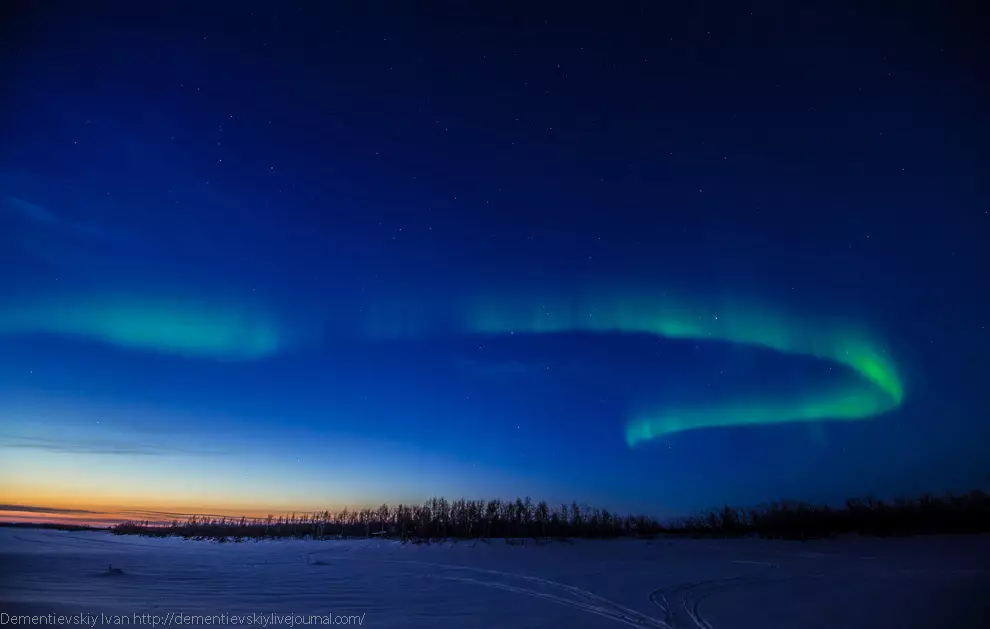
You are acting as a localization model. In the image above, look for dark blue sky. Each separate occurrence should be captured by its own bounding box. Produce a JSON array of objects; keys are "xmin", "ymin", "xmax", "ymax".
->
[{"xmin": 1, "ymin": 1, "xmax": 987, "ymax": 518}]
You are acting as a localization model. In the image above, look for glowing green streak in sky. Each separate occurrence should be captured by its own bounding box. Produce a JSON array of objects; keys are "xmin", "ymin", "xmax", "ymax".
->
[
  {"xmin": 1, "ymin": 286, "xmax": 904, "ymax": 441},
  {"xmin": 459, "ymin": 292, "xmax": 904, "ymax": 445},
  {"xmin": 0, "ymin": 296, "xmax": 281, "ymax": 359}
]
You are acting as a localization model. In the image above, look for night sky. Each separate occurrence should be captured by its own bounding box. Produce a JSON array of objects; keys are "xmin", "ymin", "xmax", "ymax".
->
[{"xmin": 1, "ymin": 1, "xmax": 988, "ymax": 522}]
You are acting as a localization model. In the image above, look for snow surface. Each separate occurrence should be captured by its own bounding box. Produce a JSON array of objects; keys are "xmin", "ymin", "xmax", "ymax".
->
[{"xmin": 2, "ymin": 528, "xmax": 989, "ymax": 628}]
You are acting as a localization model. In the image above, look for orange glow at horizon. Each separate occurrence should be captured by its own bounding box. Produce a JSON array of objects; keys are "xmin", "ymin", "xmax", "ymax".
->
[{"xmin": 0, "ymin": 478, "xmax": 429, "ymax": 528}]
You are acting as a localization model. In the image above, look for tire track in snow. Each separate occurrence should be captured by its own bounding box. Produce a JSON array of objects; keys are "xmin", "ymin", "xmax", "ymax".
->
[
  {"xmin": 649, "ymin": 576, "xmax": 769, "ymax": 629},
  {"xmin": 396, "ymin": 559, "xmax": 666, "ymax": 627},
  {"xmin": 432, "ymin": 574, "xmax": 669, "ymax": 628},
  {"xmin": 305, "ymin": 551, "xmax": 668, "ymax": 628}
]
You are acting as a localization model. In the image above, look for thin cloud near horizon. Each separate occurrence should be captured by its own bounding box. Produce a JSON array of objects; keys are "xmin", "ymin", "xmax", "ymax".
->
[
  {"xmin": 0, "ymin": 504, "xmax": 99, "ymax": 515},
  {"xmin": 0, "ymin": 434, "xmax": 229, "ymax": 457}
]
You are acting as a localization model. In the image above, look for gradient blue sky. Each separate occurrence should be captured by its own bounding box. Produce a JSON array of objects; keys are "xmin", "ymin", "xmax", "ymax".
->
[{"xmin": 1, "ymin": 1, "xmax": 988, "ymax": 521}]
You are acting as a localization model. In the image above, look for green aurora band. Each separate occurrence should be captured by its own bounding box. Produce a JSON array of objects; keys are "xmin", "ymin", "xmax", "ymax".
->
[
  {"xmin": 1, "ymin": 288, "xmax": 905, "ymax": 445},
  {"xmin": 458, "ymin": 292, "xmax": 904, "ymax": 446},
  {"xmin": 0, "ymin": 295, "xmax": 282, "ymax": 359}
]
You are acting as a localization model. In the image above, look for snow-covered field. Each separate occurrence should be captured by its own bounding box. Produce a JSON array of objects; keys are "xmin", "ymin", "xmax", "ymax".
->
[{"xmin": 2, "ymin": 528, "xmax": 988, "ymax": 628}]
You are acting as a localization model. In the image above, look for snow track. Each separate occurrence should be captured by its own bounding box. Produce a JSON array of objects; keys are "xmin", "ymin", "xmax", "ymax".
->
[
  {"xmin": 650, "ymin": 576, "xmax": 770, "ymax": 629},
  {"xmin": 4, "ymin": 530, "xmax": 989, "ymax": 628}
]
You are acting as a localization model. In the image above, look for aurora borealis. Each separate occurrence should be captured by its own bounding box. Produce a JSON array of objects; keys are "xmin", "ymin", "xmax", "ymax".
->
[
  {"xmin": 0, "ymin": 285, "xmax": 905, "ymax": 446},
  {"xmin": 1, "ymin": 2, "xmax": 988, "ymax": 524},
  {"xmin": 361, "ymin": 290, "xmax": 905, "ymax": 445},
  {"xmin": 466, "ymin": 292, "xmax": 904, "ymax": 445},
  {"xmin": 0, "ymin": 286, "xmax": 906, "ymax": 446},
  {"xmin": 0, "ymin": 294, "xmax": 285, "ymax": 359}
]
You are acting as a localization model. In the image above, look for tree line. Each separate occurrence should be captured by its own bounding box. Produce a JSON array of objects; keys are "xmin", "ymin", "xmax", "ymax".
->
[
  {"xmin": 112, "ymin": 497, "xmax": 656, "ymax": 542},
  {"xmin": 108, "ymin": 490, "xmax": 990, "ymax": 542}
]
